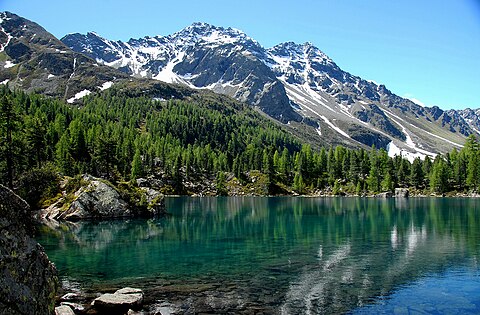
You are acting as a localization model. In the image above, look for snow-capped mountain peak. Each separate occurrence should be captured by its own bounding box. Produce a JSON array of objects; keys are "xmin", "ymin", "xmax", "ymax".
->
[
  {"xmin": 268, "ymin": 41, "xmax": 333, "ymax": 65},
  {"xmin": 61, "ymin": 22, "xmax": 476, "ymax": 156}
]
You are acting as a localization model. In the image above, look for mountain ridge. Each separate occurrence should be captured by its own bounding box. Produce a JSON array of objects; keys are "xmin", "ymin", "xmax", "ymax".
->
[
  {"xmin": 1, "ymin": 13, "xmax": 477, "ymax": 158},
  {"xmin": 60, "ymin": 22, "xmax": 477, "ymax": 158}
]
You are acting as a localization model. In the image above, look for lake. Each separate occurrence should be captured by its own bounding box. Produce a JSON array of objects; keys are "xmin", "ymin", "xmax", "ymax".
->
[{"xmin": 36, "ymin": 197, "xmax": 480, "ymax": 314}]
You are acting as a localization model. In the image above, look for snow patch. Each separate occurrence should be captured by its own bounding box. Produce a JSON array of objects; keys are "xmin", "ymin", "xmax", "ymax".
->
[
  {"xmin": 67, "ymin": 89, "xmax": 91, "ymax": 103},
  {"xmin": 405, "ymin": 96, "xmax": 426, "ymax": 107},
  {"xmin": 98, "ymin": 81, "xmax": 113, "ymax": 91},
  {"xmin": 4, "ymin": 60, "xmax": 16, "ymax": 68},
  {"xmin": 387, "ymin": 141, "xmax": 431, "ymax": 162},
  {"xmin": 0, "ymin": 79, "xmax": 9, "ymax": 85},
  {"xmin": 320, "ymin": 115, "xmax": 351, "ymax": 139},
  {"xmin": 154, "ymin": 51, "xmax": 187, "ymax": 84},
  {"xmin": 316, "ymin": 126, "xmax": 322, "ymax": 136},
  {"xmin": 0, "ymin": 21, "xmax": 13, "ymax": 53},
  {"xmin": 47, "ymin": 74, "xmax": 55, "ymax": 79}
]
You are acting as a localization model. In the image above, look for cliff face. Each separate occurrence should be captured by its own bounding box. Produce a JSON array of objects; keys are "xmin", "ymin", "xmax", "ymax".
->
[{"xmin": 0, "ymin": 184, "xmax": 58, "ymax": 315}]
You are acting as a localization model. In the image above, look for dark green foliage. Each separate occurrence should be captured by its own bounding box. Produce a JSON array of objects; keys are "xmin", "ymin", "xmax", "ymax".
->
[
  {"xmin": 1, "ymin": 87, "xmax": 479, "ymax": 196},
  {"xmin": 16, "ymin": 163, "xmax": 59, "ymax": 208},
  {"xmin": 216, "ymin": 171, "xmax": 228, "ymax": 196}
]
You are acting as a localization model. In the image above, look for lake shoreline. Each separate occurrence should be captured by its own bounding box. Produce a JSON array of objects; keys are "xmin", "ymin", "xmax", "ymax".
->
[{"xmin": 37, "ymin": 196, "xmax": 480, "ymax": 314}]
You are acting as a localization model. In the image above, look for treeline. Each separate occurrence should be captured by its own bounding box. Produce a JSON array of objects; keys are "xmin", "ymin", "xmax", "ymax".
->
[{"xmin": 1, "ymin": 85, "xmax": 479, "ymax": 202}]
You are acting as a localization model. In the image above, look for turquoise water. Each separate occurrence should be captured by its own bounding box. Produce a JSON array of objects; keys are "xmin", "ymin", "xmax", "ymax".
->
[{"xmin": 37, "ymin": 197, "xmax": 480, "ymax": 314}]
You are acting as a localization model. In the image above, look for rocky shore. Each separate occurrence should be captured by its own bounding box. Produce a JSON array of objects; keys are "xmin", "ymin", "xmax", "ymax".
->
[{"xmin": 0, "ymin": 185, "xmax": 58, "ymax": 315}]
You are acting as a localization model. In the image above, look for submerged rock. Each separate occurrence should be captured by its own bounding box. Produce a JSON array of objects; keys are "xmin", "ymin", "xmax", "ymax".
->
[
  {"xmin": 0, "ymin": 184, "xmax": 58, "ymax": 315},
  {"xmin": 93, "ymin": 287, "xmax": 144, "ymax": 314}
]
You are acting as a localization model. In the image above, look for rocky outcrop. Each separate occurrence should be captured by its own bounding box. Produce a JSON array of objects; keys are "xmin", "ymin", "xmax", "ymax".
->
[
  {"xmin": 374, "ymin": 192, "xmax": 393, "ymax": 198},
  {"xmin": 93, "ymin": 287, "xmax": 143, "ymax": 314},
  {"xmin": 395, "ymin": 188, "xmax": 409, "ymax": 198},
  {"xmin": 0, "ymin": 184, "xmax": 58, "ymax": 315},
  {"xmin": 41, "ymin": 175, "xmax": 165, "ymax": 221}
]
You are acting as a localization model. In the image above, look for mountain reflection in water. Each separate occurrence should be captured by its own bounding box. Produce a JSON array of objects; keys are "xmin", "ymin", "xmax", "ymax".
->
[{"xmin": 37, "ymin": 197, "xmax": 480, "ymax": 314}]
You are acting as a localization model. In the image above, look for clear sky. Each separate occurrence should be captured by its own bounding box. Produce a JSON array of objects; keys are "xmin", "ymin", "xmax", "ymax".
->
[{"xmin": 2, "ymin": 0, "xmax": 479, "ymax": 110}]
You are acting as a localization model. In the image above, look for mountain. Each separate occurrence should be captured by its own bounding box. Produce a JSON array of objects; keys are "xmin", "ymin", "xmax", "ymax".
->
[
  {"xmin": 1, "ymin": 13, "xmax": 477, "ymax": 157},
  {"xmin": 0, "ymin": 12, "xmax": 195, "ymax": 104},
  {"xmin": 61, "ymin": 22, "xmax": 478, "ymax": 158}
]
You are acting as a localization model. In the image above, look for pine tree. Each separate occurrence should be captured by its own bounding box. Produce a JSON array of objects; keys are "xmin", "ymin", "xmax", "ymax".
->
[
  {"xmin": 0, "ymin": 94, "xmax": 21, "ymax": 187},
  {"xmin": 466, "ymin": 152, "xmax": 479, "ymax": 191},
  {"xmin": 410, "ymin": 157, "xmax": 424, "ymax": 188},
  {"xmin": 430, "ymin": 157, "xmax": 449, "ymax": 193},
  {"xmin": 216, "ymin": 171, "xmax": 227, "ymax": 196},
  {"xmin": 293, "ymin": 173, "xmax": 305, "ymax": 194},
  {"xmin": 130, "ymin": 149, "xmax": 143, "ymax": 181}
]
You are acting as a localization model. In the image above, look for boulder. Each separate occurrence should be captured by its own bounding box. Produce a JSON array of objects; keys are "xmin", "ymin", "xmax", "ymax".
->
[
  {"xmin": 61, "ymin": 175, "xmax": 130, "ymax": 220},
  {"xmin": 60, "ymin": 302, "xmax": 84, "ymax": 312},
  {"xmin": 375, "ymin": 192, "xmax": 393, "ymax": 198},
  {"xmin": 395, "ymin": 188, "xmax": 409, "ymax": 198},
  {"xmin": 0, "ymin": 185, "xmax": 58, "ymax": 315},
  {"xmin": 41, "ymin": 175, "xmax": 166, "ymax": 221},
  {"xmin": 93, "ymin": 287, "xmax": 143, "ymax": 313},
  {"xmin": 55, "ymin": 305, "xmax": 75, "ymax": 315},
  {"xmin": 141, "ymin": 187, "xmax": 166, "ymax": 216}
]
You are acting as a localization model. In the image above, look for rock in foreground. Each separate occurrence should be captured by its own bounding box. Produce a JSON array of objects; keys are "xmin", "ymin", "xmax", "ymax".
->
[
  {"xmin": 54, "ymin": 305, "xmax": 75, "ymax": 315},
  {"xmin": 93, "ymin": 287, "xmax": 143, "ymax": 314},
  {"xmin": 0, "ymin": 185, "xmax": 58, "ymax": 315}
]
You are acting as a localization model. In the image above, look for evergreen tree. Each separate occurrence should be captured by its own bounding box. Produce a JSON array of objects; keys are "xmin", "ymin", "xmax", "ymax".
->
[
  {"xmin": 216, "ymin": 171, "xmax": 227, "ymax": 195},
  {"xmin": 430, "ymin": 156, "xmax": 449, "ymax": 193},
  {"xmin": 130, "ymin": 149, "xmax": 143, "ymax": 181},
  {"xmin": 410, "ymin": 157, "xmax": 424, "ymax": 188},
  {"xmin": 0, "ymin": 94, "xmax": 21, "ymax": 187},
  {"xmin": 367, "ymin": 149, "xmax": 381, "ymax": 193},
  {"xmin": 293, "ymin": 173, "xmax": 305, "ymax": 194}
]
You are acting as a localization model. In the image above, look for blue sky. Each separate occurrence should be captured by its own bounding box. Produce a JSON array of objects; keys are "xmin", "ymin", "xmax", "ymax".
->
[{"xmin": 2, "ymin": 0, "xmax": 479, "ymax": 110}]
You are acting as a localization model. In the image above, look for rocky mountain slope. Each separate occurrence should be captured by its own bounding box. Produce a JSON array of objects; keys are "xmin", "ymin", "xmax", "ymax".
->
[
  {"xmin": 0, "ymin": 12, "xmax": 195, "ymax": 105},
  {"xmin": 1, "ymin": 12, "xmax": 477, "ymax": 157},
  {"xmin": 61, "ymin": 22, "xmax": 478, "ymax": 158}
]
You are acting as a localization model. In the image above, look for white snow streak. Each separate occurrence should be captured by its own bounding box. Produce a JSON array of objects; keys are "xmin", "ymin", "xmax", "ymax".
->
[
  {"xmin": 154, "ymin": 51, "xmax": 187, "ymax": 84},
  {"xmin": 0, "ymin": 16, "xmax": 13, "ymax": 53},
  {"xmin": 320, "ymin": 115, "xmax": 351, "ymax": 139},
  {"xmin": 98, "ymin": 81, "xmax": 113, "ymax": 91},
  {"xmin": 387, "ymin": 141, "xmax": 430, "ymax": 162},
  {"xmin": 67, "ymin": 90, "xmax": 91, "ymax": 103},
  {"xmin": 3, "ymin": 60, "xmax": 16, "ymax": 68}
]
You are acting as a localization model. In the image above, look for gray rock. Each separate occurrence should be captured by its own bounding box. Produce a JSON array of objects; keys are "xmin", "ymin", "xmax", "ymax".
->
[
  {"xmin": 55, "ymin": 305, "xmax": 75, "ymax": 315},
  {"xmin": 115, "ymin": 287, "xmax": 144, "ymax": 295},
  {"xmin": 60, "ymin": 302, "xmax": 84, "ymax": 312},
  {"xmin": 395, "ymin": 188, "xmax": 409, "ymax": 198},
  {"xmin": 60, "ymin": 292, "xmax": 84, "ymax": 302},
  {"xmin": 141, "ymin": 188, "xmax": 166, "ymax": 216},
  {"xmin": 43, "ymin": 175, "xmax": 130, "ymax": 221},
  {"xmin": 41, "ymin": 175, "xmax": 167, "ymax": 221},
  {"xmin": 375, "ymin": 192, "xmax": 393, "ymax": 198},
  {"xmin": 0, "ymin": 184, "xmax": 58, "ymax": 315},
  {"xmin": 93, "ymin": 287, "xmax": 143, "ymax": 313}
]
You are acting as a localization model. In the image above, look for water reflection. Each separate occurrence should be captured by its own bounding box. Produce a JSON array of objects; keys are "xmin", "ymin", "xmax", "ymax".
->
[{"xmin": 37, "ymin": 197, "xmax": 480, "ymax": 313}]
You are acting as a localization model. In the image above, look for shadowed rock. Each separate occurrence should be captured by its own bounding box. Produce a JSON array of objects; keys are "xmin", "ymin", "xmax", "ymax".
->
[{"xmin": 0, "ymin": 184, "xmax": 58, "ymax": 315}]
